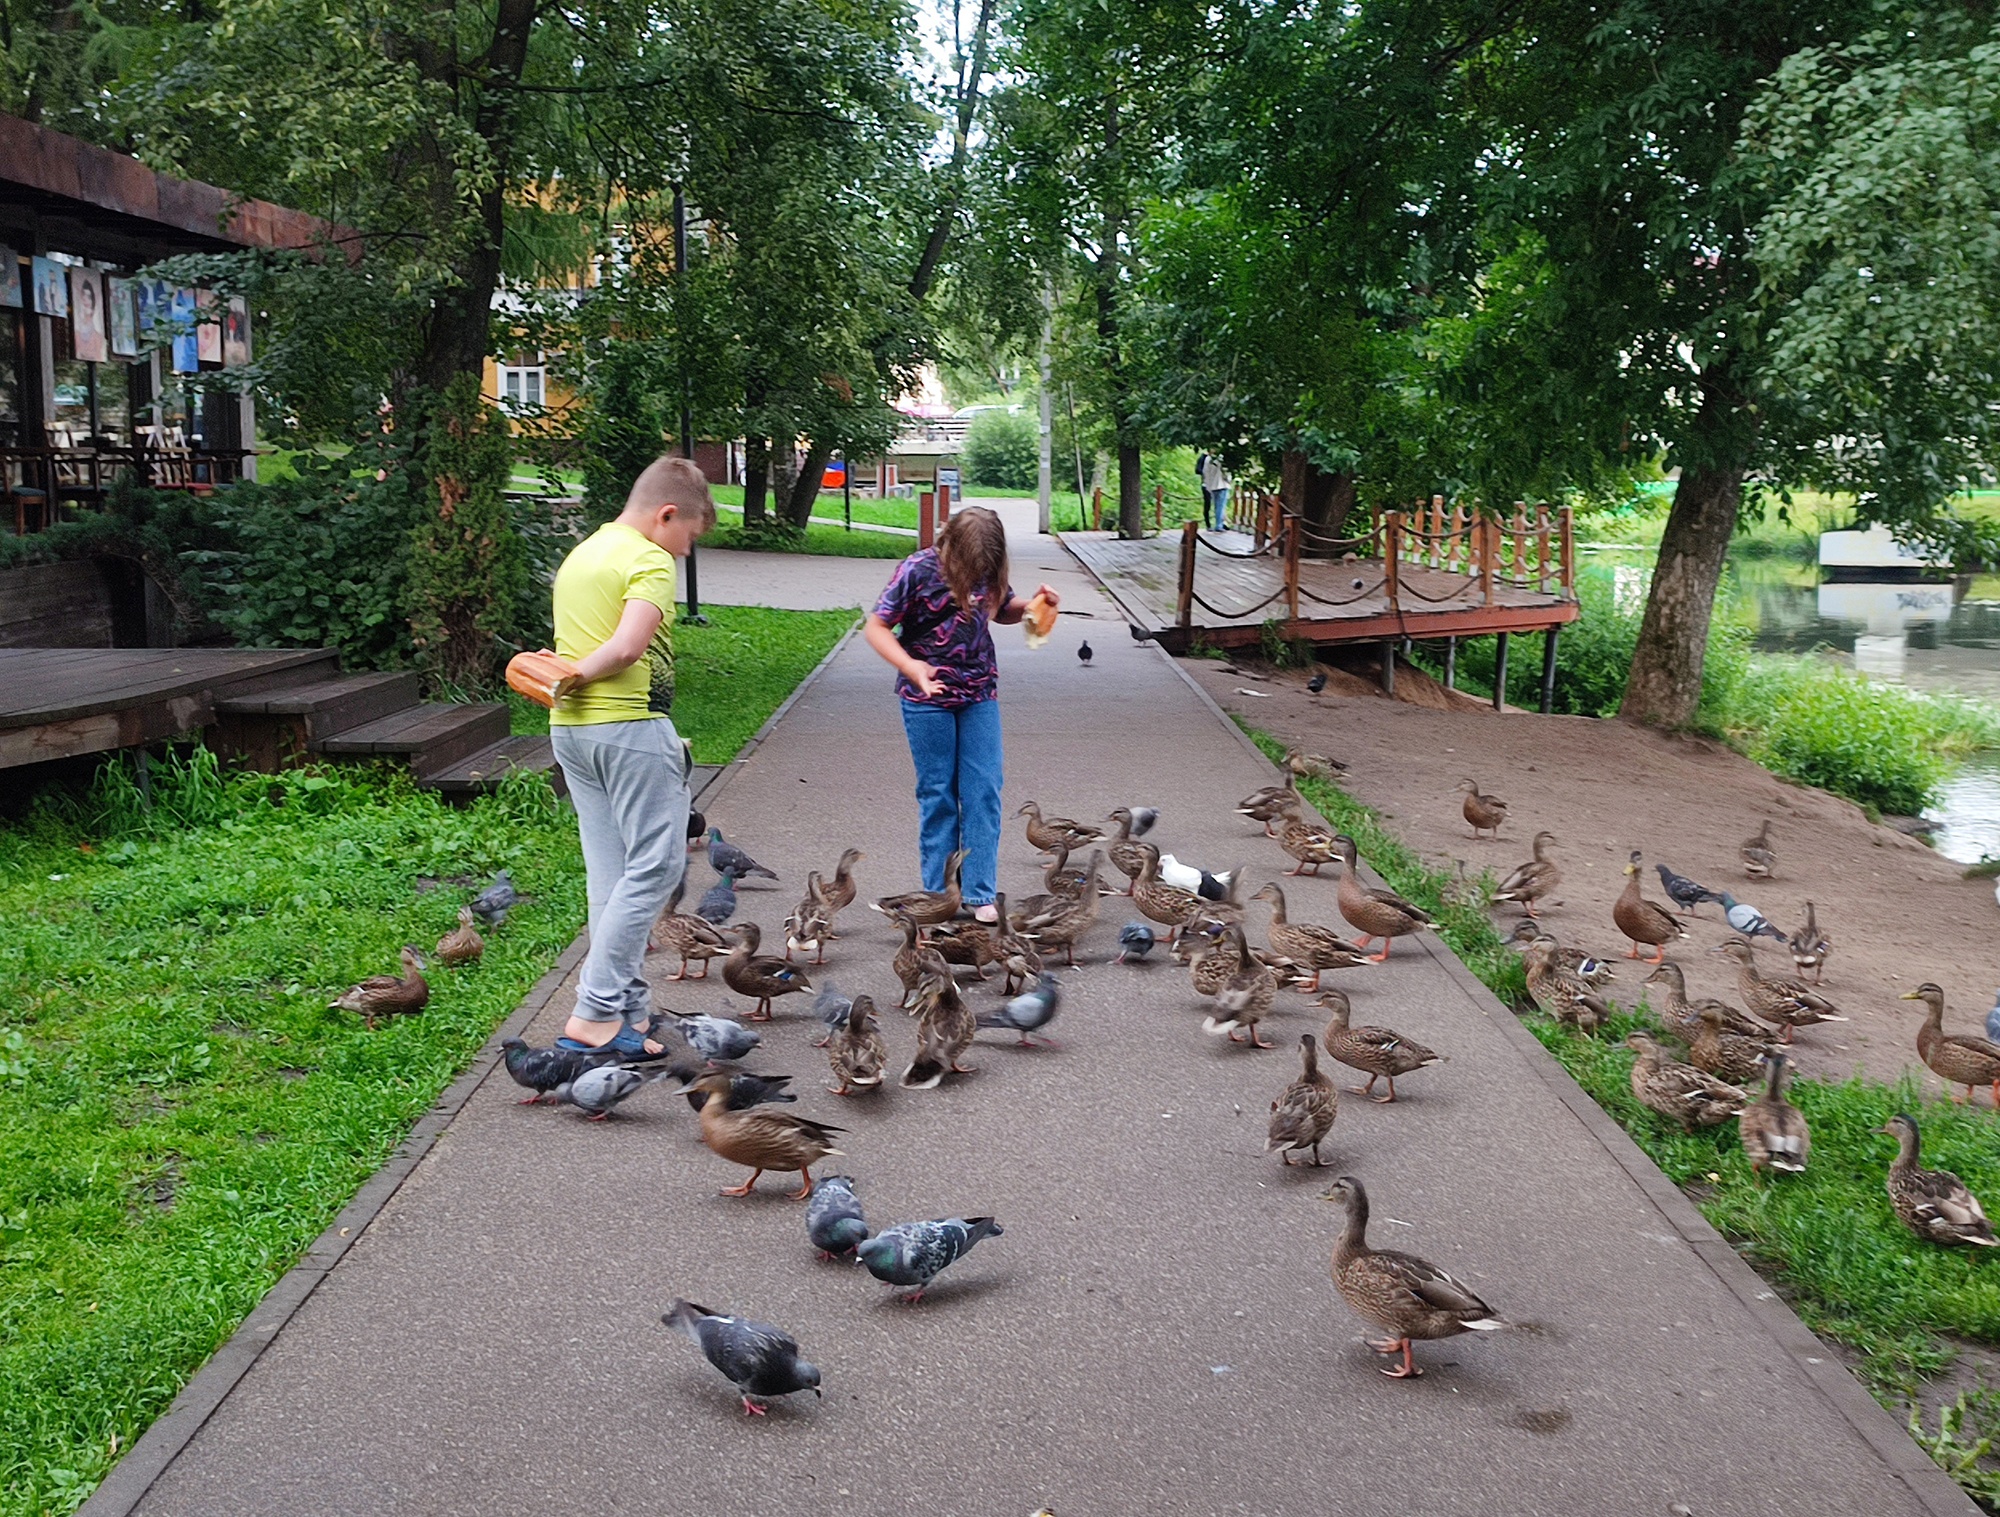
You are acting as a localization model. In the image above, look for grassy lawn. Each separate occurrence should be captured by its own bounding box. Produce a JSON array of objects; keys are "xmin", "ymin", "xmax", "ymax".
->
[
  {"xmin": 1239, "ymin": 722, "xmax": 2000, "ymax": 1506},
  {"xmin": 703, "ymin": 518, "xmax": 909, "ymax": 560}
]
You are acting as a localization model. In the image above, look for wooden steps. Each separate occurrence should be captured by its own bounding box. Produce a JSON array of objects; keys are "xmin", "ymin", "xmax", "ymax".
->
[
  {"xmin": 319, "ymin": 701, "xmax": 511, "ymax": 776},
  {"xmin": 421, "ymin": 734, "xmax": 564, "ymax": 798}
]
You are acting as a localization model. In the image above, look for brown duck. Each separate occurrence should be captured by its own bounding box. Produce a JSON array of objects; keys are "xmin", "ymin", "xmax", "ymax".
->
[
  {"xmin": 1015, "ymin": 850, "xmax": 1103, "ymax": 966},
  {"xmin": 1016, "ymin": 800, "xmax": 1103, "ymax": 855},
  {"xmin": 1322, "ymin": 1176, "xmax": 1504, "ymax": 1379},
  {"xmin": 1506, "ymin": 920, "xmax": 1615, "ymax": 987},
  {"xmin": 1787, "ymin": 899, "xmax": 1830, "ymax": 984},
  {"xmin": 1266, "ymin": 1035, "xmax": 1338, "ymax": 1166},
  {"xmin": 1330, "ymin": 836, "xmax": 1433, "ymax": 962},
  {"xmin": 1317, "ymin": 988, "xmax": 1442, "ymax": 1102},
  {"xmin": 926, "ymin": 916, "xmax": 1002, "ymax": 978},
  {"xmin": 434, "ymin": 907, "xmax": 484, "ymax": 967},
  {"xmin": 1690, "ymin": 1005, "xmax": 1781, "ymax": 1086},
  {"xmin": 900, "ymin": 973, "xmax": 978, "ymax": 1089},
  {"xmin": 1740, "ymin": 1051, "xmax": 1809, "ymax": 1176},
  {"xmin": 1131, "ymin": 844, "xmax": 1206, "ymax": 938},
  {"xmin": 723, "ymin": 922, "xmax": 813, "ymax": 1022},
  {"xmin": 1105, "ymin": 807, "xmax": 1154, "ymax": 894},
  {"xmin": 871, "ymin": 848, "xmax": 967, "ymax": 928},
  {"xmin": 817, "ymin": 847, "xmax": 864, "ymax": 923},
  {"xmin": 689, "ymin": 1071, "xmax": 844, "ymax": 1199},
  {"xmin": 1879, "ymin": 1114, "xmax": 1998, "ymax": 1246},
  {"xmin": 1456, "ymin": 778, "xmax": 1508, "ymax": 840},
  {"xmin": 1903, "ymin": 982, "xmax": 2000, "ymax": 1107},
  {"xmin": 1202, "ymin": 925, "xmax": 1277, "ymax": 1047},
  {"xmin": 1643, "ymin": 962, "xmax": 1765, "ymax": 1043},
  {"xmin": 826, "ymin": 994, "xmax": 888, "ymax": 1096},
  {"xmin": 1741, "ymin": 820, "xmax": 1776, "ymax": 879},
  {"xmin": 331, "ymin": 947, "xmax": 429, "ymax": 1030},
  {"xmin": 1492, "ymin": 832, "xmax": 1559, "ymax": 917},
  {"xmin": 1625, "ymin": 1032, "xmax": 1748, "ymax": 1130},
  {"xmin": 1712, "ymin": 938, "xmax": 1847, "ymax": 1043},
  {"xmin": 892, "ymin": 914, "xmax": 953, "ymax": 1010},
  {"xmin": 1251, "ymin": 882, "xmax": 1368, "ymax": 991},
  {"xmin": 1522, "ymin": 934, "xmax": 1609, "ymax": 1036},
  {"xmin": 652, "ymin": 878, "xmax": 730, "ymax": 980},
  {"xmin": 1235, "ymin": 771, "xmax": 1299, "ymax": 837},
  {"xmin": 1612, "ymin": 851, "xmax": 1686, "ymax": 964},
  {"xmin": 783, "ymin": 883, "xmax": 832, "ymax": 964},
  {"xmin": 1275, "ymin": 798, "xmax": 1340, "ymax": 876},
  {"xmin": 1039, "ymin": 841, "xmax": 1090, "ymax": 900}
]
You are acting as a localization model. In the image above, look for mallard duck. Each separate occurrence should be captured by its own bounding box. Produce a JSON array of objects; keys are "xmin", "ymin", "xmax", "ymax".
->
[
  {"xmin": 1642, "ymin": 961, "xmax": 1763, "ymax": 1042},
  {"xmin": 1131, "ymin": 844, "xmax": 1206, "ymax": 937},
  {"xmin": 891, "ymin": 914, "xmax": 953, "ymax": 1010},
  {"xmin": 1039, "ymin": 841, "xmax": 1090, "ymax": 900},
  {"xmin": 1613, "ymin": 851, "xmax": 1687, "ymax": 964},
  {"xmin": 1788, "ymin": 900, "xmax": 1831, "ymax": 984},
  {"xmin": 1624, "ymin": 1032, "xmax": 1748, "ymax": 1130},
  {"xmin": 1504, "ymin": 920, "xmax": 1615, "ymax": 987},
  {"xmin": 1712, "ymin": 937, "xmax": 1847, "ymax": 1043},
  {"xmin": 1105, "ymin": 807, "xmax": 1153, "ymax": 895},
  {"xmin": 1690, "ymin": 1005, "xmax": 1781, "ymax": 1085},
  {"xmin": 1287, "ymin": 748, "xmax": 1346, "ymax": 780},
  {"xmin": 435, "ymin": 906, "xmax": 484, "ymax": 967},
  {"xmin": 1879, "ymin": 1114, "xmax": 1998, "ymax": 1246},
  {"xmin": 784, "ymin": 885, "xmax": 832, "ymax": 965},
  {"xmin": 871, "ymin": 850, "xmax": 967, "ymax": 928},
  {"xmin": 926, "ymin": 916, "xmax": 1001, "ymax": 978},
  {"xmin": 1456, "ymin": 778, "xmax": 1508, "ymax": 840},
  {"xmin": 1321, "ymin": 1176, "xmax": 1503, "ymax": 1379},
  {"xmin": 1903, "ymin": 983, "xmax": 2000, "ymax": 1106},
  {"xmin": 1179, "ymin": 917, "xmax": 1235, "ymax": 997},
  {"xmin": 1202, "ymin": 926, "xmax": 1277, "ymax": 1047},
  {"xmin": 818, "ymin": 847, "xmax": 864, "ymax": 924},
  {"xmin": 1266, "ymin": 1035, "xmax": 1338, "ymax": 1165},
  {"xmin": 723, "ymin": 923, "xmax": 814, "ymax": 1021},
  {"xmin": 1330, "ymin": 836, "xmax": 1432, "ymax": 961},
  {"xmin": 1275, "ymin": 799, "xmax": 1340, "ymax": 877},
  {"xmin": 1493, "ymin": 832, "xmax": 1560, "ymax": 917},
  {"xmin": 990, "ymin": 894, "xmax": 1043, "ymax": 993},
  {"xmin": 1316, "ymin": 988, "xmax": 1442, "ymax": 1102},
  {"xmin": 1235, "ymin": 771, "xmax": 1299, "ymax": 837},
  {"xmin": 1251, "ymin": 882, "xmax": 1368, "ymax": 991},
  {"xmin": 900, "ymin": 974, "xmax": 978, "ymax": 1088},
  {"xmin": 1016, "ymin": 851, "xmax": 1103, "ymax": 965},
  {"xmin": 1016, "ymin": 801, "xmax": 1103, "ymax": 855},
  {"xmin": 1741, "ymin": 820, "xmax": 1776, "ymax": 879},
  {"xmin": 331, "ymin": 947, "xmax": 429, "ymax": 1030},
  {"xmin": 689, "ymin": 1072, "xmax": 844, "ymax": 1199},
  {"xmin": 827, "ymin": 993, "xmax": 888, "ymax": 1096},
  {"xmin": 1740, "ymin": 1052, "xmax": 1809, "ymax": 1176},
  {"xmin": 652, "ymin": 878, "xmax": 730, "ymax": 980},
  {"xmin": 1522, "ymin": 934, "xmax": 1610, "ymax": 1035}
]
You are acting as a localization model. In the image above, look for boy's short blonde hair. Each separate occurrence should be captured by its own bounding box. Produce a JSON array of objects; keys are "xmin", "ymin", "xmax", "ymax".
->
[{"xmin": 628, "ymin": 455, "xmax": 717, "ymax": 528}]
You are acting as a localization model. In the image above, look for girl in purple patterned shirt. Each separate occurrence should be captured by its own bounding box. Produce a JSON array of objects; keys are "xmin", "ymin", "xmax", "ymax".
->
[{"xmin": 864, "ymin": 507, "xmax": 1059, "ymax": 923}]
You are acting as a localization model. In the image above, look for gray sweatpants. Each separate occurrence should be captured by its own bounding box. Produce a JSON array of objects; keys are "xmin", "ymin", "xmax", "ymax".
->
[{"xmin": 550, "ymin": 717, "xmax": 690, "ymax": 1025}]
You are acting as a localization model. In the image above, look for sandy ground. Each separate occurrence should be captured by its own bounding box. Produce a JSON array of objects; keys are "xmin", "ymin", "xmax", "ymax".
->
[{"xmin": 1186, "ymin": 656, "xmax": 2000, "ymax": 1095}]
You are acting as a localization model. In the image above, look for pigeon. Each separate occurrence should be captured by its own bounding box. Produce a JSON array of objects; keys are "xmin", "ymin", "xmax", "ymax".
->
[
  {"xmin": 661, "ymin": 1300, "xmax": 822, "ymax": 1416},
  {"xmin": 683, "ymin": 1071, "xmax": 796, "ymax": 1114},
  {"xmin": 671, "ymin": 1011, "xmax": 762, "ymax": 1063},
  {"xmin": 1986, "ymin": 991, "xmax": 2000, "ymax": 1047},
  {"xmin": 1128, "ymin": 806, "xmax": 1159, "ymax": 837},
  {"xmin": 686, "ymin": 808, "xmax": 706, "ymax": 846},
  {"xmin": 1307, "ymin": 670, "xmax": 1328, "ymax": 694},
  {"xmin": 708, "ymin": 828, "xmax": 778, "ymax": 883},
  {"xmin": 469, "ymin": 870, "xmax": 520, "ymax": 926},
  {"xmin": 976, "ymin": 972, "xmax": 1060, "ymax": 1046},
  {"xmin": 696, "ymin": 871, "xmax": 739, "ymax": 925},
  {"xmin": 855, "ymin": 1216, "xmax": 1003, "ymax": 1302},
  {"xmin": 1077, "ymin": 640, "xmax": 1093, "ymax": 666},
  {"xmin": 806, "ymin": 1175, "xmax": 870, "ymax": 1260},
  {"xmin": 1718, "ymin": 893, "xmax": 1787, "ymax": 942},
  {"xmin": 1158, "ymin": 853, "xmax": 1231, "ymax": 901},
  {"xmin": 810, "ymin": 982, "xmax": 854, "ymax": 1049},
  {"xmin": 499, "ymin": 1037, "xmax": 625, "ymax": 1104},
  {"xmin": 1117, "ymin": 922, "xmax": 1157, "ymax": 963},
  {"xmin": 1655, "ymin": 863, "xmax": 1723, "ymax": 916},
  {"xmin": 553, "ymin": 1063, "xmax": 676, "ymax": 1120}
]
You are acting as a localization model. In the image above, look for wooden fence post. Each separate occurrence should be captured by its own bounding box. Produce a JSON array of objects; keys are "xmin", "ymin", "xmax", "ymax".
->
[
  {"xmin": 1478, "ymin": 515, "xmax": 1496, "ymax": 605},
  {"xmin": 1177, "ymin": 520, "xmax": 1197, "ymax": 629},
  {"xmin": 1284, "ymin": 512, "xmax": 1301, "ymax": 622},
  {"xmin": 1535, "ymin": 504, "xmax": 1551, "ymax": 592},
  {"xmin": 1493, "ymin": 631, "xmax": 1509, "ymax": 712},
  {"xmin": 1155, "ymin": 484, "xmax": 1164, "ymax": 528},
  {"xmin": 1092, "ymin": 487, "xmax": 1103, "ymax": 531},
  {"xmin": 1384, "ymin": 509, "xmax": 1403, "ymax": 611},
  {"xmin": 919, "ymin": 489, "xmax": 936, "ymax": 548},
  {"xmin": 1559, "ymin": 504, "xmax": 1576, "ymax": 597}
]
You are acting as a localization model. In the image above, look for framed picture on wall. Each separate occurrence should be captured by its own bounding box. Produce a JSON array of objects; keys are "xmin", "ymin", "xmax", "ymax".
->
[
  {"xmin": 135, "ymin": 278, "xmax": 162, "ymax": 335},
  {"xmin": 0, "ymin": 247, "xmax": 20, "ymax": 309},
  {"xmin": 223, "ymin": 296, "xmax": 251, "ymax": 366},
  {"xmin": 31, "ymin": 256, "xmax": 69, "ymax": 318},
  {"xmin": 108, "ymin": 277, "xmax": 138, "ymax": 357},
  {"xmin": 70, "ymin": 267, "xmax": 108, "ymax": 362},
  {"xmin": 195, "ymin": 289, "xmax": 222, "ymax": 364},
  {"xmin": 171, "ymin": 287, "xmax": 199, "ymax": 374}
]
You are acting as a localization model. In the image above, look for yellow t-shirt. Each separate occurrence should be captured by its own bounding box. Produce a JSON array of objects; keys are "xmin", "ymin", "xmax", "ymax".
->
[{"xmin": 551, "ymin": 522, "xmax": 677, "ymax": 726}]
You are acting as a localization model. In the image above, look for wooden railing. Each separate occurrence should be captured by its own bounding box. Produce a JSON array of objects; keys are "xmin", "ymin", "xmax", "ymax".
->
[{"xmin": 2, "ymin": 443, "xmax": 254, "ymax": 534}]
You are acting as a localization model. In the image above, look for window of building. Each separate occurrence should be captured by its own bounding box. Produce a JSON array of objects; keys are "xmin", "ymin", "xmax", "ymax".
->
[{"xmin": 498, "ymin": 363, "xmax": 545, "ymax": 414}]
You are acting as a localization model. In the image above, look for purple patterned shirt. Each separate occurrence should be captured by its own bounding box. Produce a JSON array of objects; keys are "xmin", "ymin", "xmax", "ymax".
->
[{"xmin": 873, "ymin": 548, "xmax": 1011, "ymax": 709}]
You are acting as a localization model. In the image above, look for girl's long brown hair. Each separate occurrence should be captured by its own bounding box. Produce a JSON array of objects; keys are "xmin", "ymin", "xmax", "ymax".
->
[{"xmin": 936, "ymin": 506, "xmax": 1009, "ymax": 618}]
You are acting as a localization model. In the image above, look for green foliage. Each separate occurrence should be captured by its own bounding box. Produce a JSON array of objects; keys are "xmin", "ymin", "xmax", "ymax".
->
[
  {"xmin": 0, "ymin": 760, "xmax": 584, "ymax": 1517},
  {"xmin": 405, "ymin": 377, "xmax": 527, "ymax": 694},
  {"xmin": 576, "ymin": 338, "xmax": 673, "ymax": 528},
  {"xmin": 0, "ymin": 476, "xmax": 214, "ymax": 640},
  {"xmin": 962, "ymin": 409, "xmax": 1038, "ymax": 490},
  {"xmin": 703, "ymin": 518, "xmax": 910, "ymax": 560}
]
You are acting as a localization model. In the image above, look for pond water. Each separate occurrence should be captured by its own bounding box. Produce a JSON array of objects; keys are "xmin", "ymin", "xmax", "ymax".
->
[{"xmin": 1581, "ymin": 546, "xmax": 2000, "ymax": 864}]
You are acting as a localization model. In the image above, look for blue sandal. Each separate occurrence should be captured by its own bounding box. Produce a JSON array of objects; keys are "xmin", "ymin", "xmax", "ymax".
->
[{"xmin": 556, "ymin": 1025, "xmax": 670, "ymax": 1062}]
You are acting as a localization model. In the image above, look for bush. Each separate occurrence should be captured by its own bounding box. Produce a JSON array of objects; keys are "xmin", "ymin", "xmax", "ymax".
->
[{"xmin": 962, "ymin": 408, "xmax": 1037, "ymax": 490}]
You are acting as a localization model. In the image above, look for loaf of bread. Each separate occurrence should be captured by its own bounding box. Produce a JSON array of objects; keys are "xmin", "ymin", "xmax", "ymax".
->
[
  {"xmin": 506, "ymin": 650, "xmax": 583, "ymax": 708},
  {"xmin": 1022, "ymin": 591, "xmax": 1057, "ymax": 649}
]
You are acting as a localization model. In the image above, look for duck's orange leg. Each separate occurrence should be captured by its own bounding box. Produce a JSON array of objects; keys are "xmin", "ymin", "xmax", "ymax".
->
[
  {"xmin": 787, "ymin": 1167, "xmax": 815, "ymax": 1201},
  {"xmin": 720, "ymin": 1168, "xmax": 764, "ymax": 1197}
]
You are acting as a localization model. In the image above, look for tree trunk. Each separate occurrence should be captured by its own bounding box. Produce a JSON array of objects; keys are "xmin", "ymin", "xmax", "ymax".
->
[
  {"xmin": 743, "ymin": 436, "xmax": 770, "ymax": 530},
  {"xmin": 1619, "ymin": 464, "xmax": 1743, "ymax": 726},
  {"xmin": 785, "ymin": 439, "xmax": 834, "ymax": 529},
  {"xmin": 1117, "ymin": 441, "xmax": 1142, "ymax": 539},
  {"xmin": 1280, "ymin": 453, "xmax": 1355, "ymax": 556},
  {"xmin": 414, "ymin": 181, "xmax": 506, "ymax": 394}
]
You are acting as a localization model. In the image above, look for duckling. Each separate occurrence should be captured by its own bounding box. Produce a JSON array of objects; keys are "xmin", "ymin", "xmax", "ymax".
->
[
  {"xmin": 1493, "ymin": 832, "xmax": 1560, "ymax": 917},
  {"xmin": 1235, "ymin": 771, "xmax": 1299, "ymax": 837},
  {"xmin": 1522, "ymin": 934, "xmax": 1611, "ymax": 1036},
  {"xmin": 1456, "ymin": 778, "xmax": 1508, "ymax": 840},
  {"xmin": 871, "ymin": 849, "xmax": 967, "ymax": 927},
  {"xmin": 1612, "ymin": 850, "xmax": 1687, "ymax": 964},
  {"xmin": 1275, "ymin": 798, "xmax": 1340, "ymax": 877},
  {"xmin": 1130, "ymin": 844, "xmax": 1208, "ymax": 939},
  {"xmin": 1321, "ymin": 1176, "xmax": 1503, "ymax": 1379},
  {"xmin": 1879, "ymin": 1113, "xmax": 1998, "ymax": 1247},
  {"xmin": 1015, "ymin": 851, "xmax": 1104, "ymax": 965},
  {"xmin": 330, "ymin": 947, "xmax": 429, "ymax": 1030},
  {"xmin": 1902, "ymin": 982, "xmax": 2000, "ymax": 1107},
  {"xmin": 1015, "ymin": 801, "xmax": 1103, "ymax": 855},
  {"xmin": 434, "ymin": 906, "xmax": 484, "ymax": 967},
  {"xmin": 688, "ymin": 1071, "xmax": 844, "ymax": 1199},
  {"xmin": 826, "ymin": 994, "xmax": 888, "ymax": 1096},
  {"xmin": 1330, "ymin": 835, "xmax": 1433, "ymax": 962},
  {"xmin": 1787, "ymin": 900, "xmax": 1831, "ymax": 984},
  {"xmin": 651, "ymin": 878, "xmax": 730, "ymax": 980},
  {"xmin": 1624, "ymin": 1032, "xmax": 1748, "ymax": 1130},
  {"xmin": 900, "ymin": 973, "xmax": 979, "ymax": 1089},
  {"xmin": 1642, "ymin": 961, "xmax": 1764, "ymax": 1043},
  {"xmin": 1504, "ymin": 920, "xmax": 1615, "ymax": 987},
  {"xmin": 1251, "ymin": 882, "xmax": 1369, "ymax": 991},
  {"xmin": 1266, "ymin": 1035, "xmax": 1338, "ymax": 1165},
  {"xmin": 723, "ymin": 922, "xmax": 814, "ymax": 1022},
  {"xmin": 1741, "ymin": 820, "xmax": 1777, "ymax": 879},
  {"xmin": 1740, "ymin": 1052, "xmax": 1809, "ymax": 1176},
  {"xmin": 1690, "ymin": 1005, "xmax": 1782, "ymax": 1085},
  {"xmin": 1713, "ymin": 937, "xmax": 1847, "ymax": 1043},
  {"xmin": 1316, "ymin": 988, "xmax": 1442, "ymax": 1102},
  {"xmin": 1202, "ymin": 925, "xmax": 1277, "ymax": 1047}
]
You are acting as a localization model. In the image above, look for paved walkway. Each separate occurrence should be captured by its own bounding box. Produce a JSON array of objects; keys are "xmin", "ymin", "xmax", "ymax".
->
[{"xmin": 107, "ymin": 508, "xmax": 1970, "ymax": 1515}]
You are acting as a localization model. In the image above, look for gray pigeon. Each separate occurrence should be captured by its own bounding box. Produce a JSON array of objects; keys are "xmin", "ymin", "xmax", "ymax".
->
[
  {"xmin": 1128, "ymin": 806, "xmax": 1159, "ymax": 837},
  {"xmin": 1117, "ymin": 922, "xmax": 1157, "ymax": 963},
  {"xmin": 708, "ymin": 828, "xmax": 778, "ymax": 883},
  {"xmin": 1718, "ymin": 893, "xmax": 1786, "ymax": 942},
  {"xmin": 1656, "ymin": 863, "xmax": 1723, "ymax": 915},
  {"xmin": 470, "ymin": 870, "xmax": 520, "ymax": 926},
  {"xmin": 661, "ymin": 1299, "xmax": 821, "ymax": 1415},
  {"xmin": 672, "ymin": 1011, "xmax": 761, "ymax": 1063},
  {"xmin": 811, "ymin": 982, "xmax": 854, "ymax": 1049},
  {"xmin": 696, "ymin": 871, "xmax": 739, "ymax": 925},
  {"xmin": 805, "ymin": 1174, "xmax": 869, "ymax": 1260},
  {"xmin": 500, "ymin": 1036, "xmax": 620, "ymax": 1104},
  {"xmin": 553, "ymin": 1063, "xmax": 675, "ymax": 1120},
  {"xmin": 856, "ymin": 1216, "xmax": 1003, "ymax": 1302},
  {"xmin": 1985, "ymin": 992, "xmax": 2000, "ymax": 1046},
  {"xmin": 975, "ymin": 972, "xmax": 1060, "ymax": 1046},
  {"xmin": 683, "ymin": 1070, "xmax": 795, "ymax": 1113}
]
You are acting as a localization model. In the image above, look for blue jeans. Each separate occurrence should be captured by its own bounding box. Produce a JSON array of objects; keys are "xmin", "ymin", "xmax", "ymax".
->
[
  {"xmin": 1210, "ymin": 485, "xmax": 1230, "ymax": 530},
  {"xmin": 899, "ymin": 697, "xmax": 1003, "ymax": 906}
]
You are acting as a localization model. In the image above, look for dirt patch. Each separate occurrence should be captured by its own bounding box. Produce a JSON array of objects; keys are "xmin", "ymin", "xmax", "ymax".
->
[{"xmin": 1186, "ymin": 657, "xmax": 2000, "ymax": 1092}]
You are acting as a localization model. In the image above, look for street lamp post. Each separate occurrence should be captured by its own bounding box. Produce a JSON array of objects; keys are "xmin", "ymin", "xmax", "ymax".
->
[{"xmin": 674, "ymin": 180, "xmax": 707, "ymax": 626}]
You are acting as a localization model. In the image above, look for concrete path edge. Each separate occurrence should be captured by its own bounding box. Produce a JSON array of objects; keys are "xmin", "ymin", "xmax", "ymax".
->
[{"xmin": 78, "ymin": 615, "xmax": 865, "ymax": 1517}]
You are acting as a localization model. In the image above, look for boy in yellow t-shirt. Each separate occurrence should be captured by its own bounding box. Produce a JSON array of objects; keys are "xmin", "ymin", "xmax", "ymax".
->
[{"xmin": 548, "ymin": 456, "xmax": 714, "ymax": 1059}]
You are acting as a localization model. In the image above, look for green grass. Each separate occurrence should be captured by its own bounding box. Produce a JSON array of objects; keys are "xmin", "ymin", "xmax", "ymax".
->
[
  {"xmin": 1238, "ymin": 722, "xmax": 2000, "ymax": 1502},
  {"xmin": 0, "ymin": 754, "xmax": 586, "ymax": 1516},
  {"xmin": 703, "ymin": 518, "xmax": 910, "ymax": 559}
]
